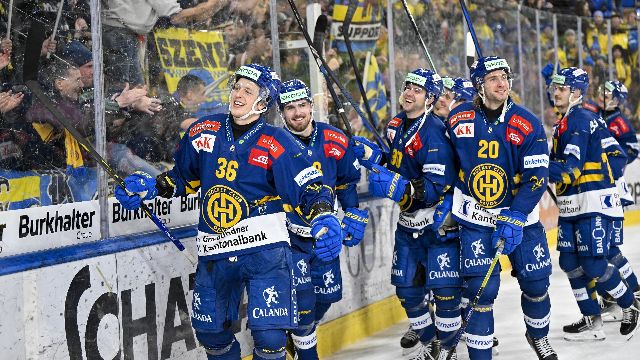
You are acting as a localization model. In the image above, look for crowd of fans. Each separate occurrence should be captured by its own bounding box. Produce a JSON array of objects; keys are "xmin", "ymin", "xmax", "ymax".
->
[{"xmin": 0, "ymin": 0, "xmax": 639, "ymax": 209}]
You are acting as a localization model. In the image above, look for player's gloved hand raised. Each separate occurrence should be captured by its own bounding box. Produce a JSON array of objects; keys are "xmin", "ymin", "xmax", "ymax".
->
[
  {"xmin": 541, "ymin": 63, "xmax": 556, "ymax": 86},
  {"xmin": 368, "ymin": 163, "xmax": 408, "ymax": 202},
  {"xmin": 491, "ymin": 209, "xmax": 527, "ymax": 255},
  {"xmin": 114, "ymin": 171, "xmax": 158, "ymax": 210},
  {"xmin": 351, "ymin": 136, "xmax": 382, "ymax": 168},
  {"xmin": 311, "ymin": 213, "xmax": 342, "ymax": 261},
  {"xmin": 341, "ymin": 207, "xmax": 369, "ymax": 247}
]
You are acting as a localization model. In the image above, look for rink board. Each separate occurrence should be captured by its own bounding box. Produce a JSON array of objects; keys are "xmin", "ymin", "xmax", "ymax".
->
[{"xmin": 3, "ymin": 156, "xmax": 640, "ymax": 358}]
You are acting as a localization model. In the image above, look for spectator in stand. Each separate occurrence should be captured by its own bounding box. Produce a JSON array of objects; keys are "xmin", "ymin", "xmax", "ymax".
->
[
  {"xmin": 174, "ymin": 74, "xmax": 206, "ymax": 132},
  {"xmin": 576, "ymin": 0, "xmax": 593, "ymax": 16},
  {"xmin": 102, "ymin": 0, "xmax": 221, "ymax": 86},
  {"xmin": 589, "ymin": 0, "xmax": 616, "ymax": 17},
  {"xmin": 613, "ymin": 44, "xmax": 632, "ymax": 87},
  {"xmin": 563, "ymin": 29, "xmax": 579, "ymax": 66}
]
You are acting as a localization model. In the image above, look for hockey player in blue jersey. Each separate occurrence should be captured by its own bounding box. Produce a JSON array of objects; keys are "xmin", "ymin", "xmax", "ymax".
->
[
  {"xmin": 593, "ymin": 80, "xmax": 640, "ymax": 313},
  {"xmin": 114, "ymin": 64, "xmax": 343, "ymax": 360},
  {"xmin": 354, "ymin": 68, "xmax": 461, "ymax": 359},
  {"xmin": 444, "ymin": 56, "xmax": 556, "ymax": 360},
  {"xmin": 551, "ymin": 69, "xmax": 640, "ymax": 342},
  {"xmin": 276, "ymin": 79, "xmax": 366, "ymax": 360}
]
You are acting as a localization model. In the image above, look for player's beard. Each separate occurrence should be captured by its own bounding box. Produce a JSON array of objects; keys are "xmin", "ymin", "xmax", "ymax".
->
[{"xmin": 286, "ymin": 112, "xmax": 312, "ymax": 134}]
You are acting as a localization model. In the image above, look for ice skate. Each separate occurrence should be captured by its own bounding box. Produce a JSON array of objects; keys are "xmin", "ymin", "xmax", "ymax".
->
[
  {"xmin": 620, "ymin": 299, "xmax": 640, "ymax": 340},
  {"xmin": 562, "ymin": 315, "xmax": 606, "ymax": 341},
  {"xmin": 401, "ymin": 326, "xmax": 420, "ymax": 354},
  {"xmin": 600, "ymin": 295, "xmax": 622, "ymax": 322},
  {"xmin": 526, "ymin": 332, "xmax": 558, "ymax": 360},
  {"xmin": 404, "ymin": 339, "xmax": 440, "ymax": 360}
]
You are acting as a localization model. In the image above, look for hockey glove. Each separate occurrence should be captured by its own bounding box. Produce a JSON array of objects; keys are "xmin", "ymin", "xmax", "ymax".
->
[
  {"xmin": 311, "ymin": 213, "xmax": 343, "ymax": 261},
  {"xmin": 491, "ymin": 209, "xmax": 527, "ymax": 255},
  {"xmin": 341, "ymin": 207, "xmax": 369, "ymax": 247},
  {"xmin": 541, "ymin": 63, "xmax": 556, "ymax": 86},
  {"xmin": 351, "ymin": 136, "xmax": 383, "ymax": 168},
  {"xmin": 432, "ymin": 193, "xmax": 459, "ymax": 242},
  {"xmin": 114, "ymin": 171, "xmax": 158, "ymax": 210},
  {"xmin": 368, "ymin": 163, "xmax": 408, "ymax": 202}
]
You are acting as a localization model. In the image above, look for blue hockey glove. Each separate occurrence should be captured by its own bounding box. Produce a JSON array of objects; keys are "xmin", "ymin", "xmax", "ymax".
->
[
  {"xmin": 368, "ymin": 163, "xmax": 408, "ymax": 202},
  {"xmin": 351, "ymin": 136, "xmax": 383, "ymax": 167},
  {"xmin": 114, "ymin": 171, "xmax": 158, "ymax": 210},
  {"xmin": 311, "ymin": 213, "xmax": 343, "ymax": 261},
  {"xmin": 541, "ymin": 63, "xmax": 556, "ymax": 86},
  {"xmin": 432, "ymin": 193, "xmax": 459, "ymax": 242},
  {"xmin": 341, "ymin": 207, "xmax": 369, "ymax": 247},
  {"xmin": 491, "ymin": 209, "xmax": 527, "ymax": 255}
]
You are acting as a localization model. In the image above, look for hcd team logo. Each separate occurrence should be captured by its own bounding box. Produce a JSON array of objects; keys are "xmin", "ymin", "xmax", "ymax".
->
[
  {"xmin": 202, "ymin": 185, "xmax": 249, "ymax": 233},
  {"xmin": 468, "ymin": 163, "xmax": 507, "ymax": 208},
  {"xmin": 263, "ymin": 286, "xmax": 279, "ymax": 307}
]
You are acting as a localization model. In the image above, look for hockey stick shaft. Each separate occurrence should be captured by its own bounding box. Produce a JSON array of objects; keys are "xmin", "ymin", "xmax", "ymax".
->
[
  {"xmin": 458, "ymin": 0, "xmax": 483, "ymax": 58},
  {"xmin": 286, "ymin": 0, "xmax": 390, "ymax": 153},
  {"xmin": 46, "ymin": 0, "xmax": 65, "ymax": 59},
  {"xmin": 343, "ymin": 0, "xmax": 380, "ymax": 126},
  {"xmin": 446, "ymin": 240, "xmax": 504, "ymax": 359},
  {"xmin": 342, "ymin": 0, "xmax": 378, "ymax": 127},
  {"xmin": 400, "ymin": 0, "xmax": 437, "ymax": 72},
  {"xmin": 25, "ymin": 80, "xmax": 196, "ymax": 265},
  {"xmin": 6, "ymin": 0, "xmax": 13, "ymax": 40}
]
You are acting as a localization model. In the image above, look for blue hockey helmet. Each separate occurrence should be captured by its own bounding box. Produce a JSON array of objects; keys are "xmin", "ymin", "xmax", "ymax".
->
[
  {"xmin": 604, "ymin": 80, "xmax": 628, "ymax": 104},
  {"xmin": 551, "ymin": 67, "xmax": 589, "ymax": 94},
  {"xmin": 442, "ymin": 76, "xmax": 477, "ymax": 102},
  {"xmin": 403, "ymin": 68, "xmax": 444, "ymax": 99},
  {"xmin": 470, "ymin": 56, "xmax": 511, "ymax": 89},
  {"xmin": 278, "ymin": 79, "xmax": 313, "ymax": 109},
  {"xmin": 232, "ymin": 63, "xmax": 281, "ymax": 110}
]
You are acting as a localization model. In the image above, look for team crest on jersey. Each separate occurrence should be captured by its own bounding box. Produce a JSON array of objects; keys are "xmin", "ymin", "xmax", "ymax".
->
[
  {"xmin": 189, "ymin": 120, "xmax": 221, "ymax": 137},
  {"xmin": 389, "ymin": 117, "xmax": 402, "ymax": 128},
  {"xmin": 454, "ymin": 123, "xmax": 474, "ymax": 138},
  {"xmin": 257, "ymin": 135, "xmax": 285, "ymax": 159},
  {"xmin": 201, "ymin": 185, "xmax": 250, "ymax": 234},
  {"xmin": 324, "ymin": 129, "xmax": 348, "ymax": 147},
  {"xmin": 449, "ymin": 110, "xmax": 475, "ymax": 128},
  {"xmin": 248, "ymin": 148, "xmax": 271, "ymax": 169},
  {"xmin": 324, "ymin": 143, "xmax": 345, "ymax": 160},
  {"xmin": 468, "ymin": 163, "xmax": 507, "ymax": 208}
]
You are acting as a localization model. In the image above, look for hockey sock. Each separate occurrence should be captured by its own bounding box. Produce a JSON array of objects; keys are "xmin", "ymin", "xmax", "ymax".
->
[
  {"xmin": 290, "ymin": 322, "xmax": 318, "ymax": 360},
  {"xmin": 397, "ymin": 286, "xmax": 436, "ymax": 343},
  {"xmin": 566, "ymin": 269, "xmax": 600, "ymax": 316},
  {"xmin": 520, "ymin": 278, "xmax": 551, "ymax": 339},
  {"xmin": 433, "ymin": 287, "xmax": 462, "ymax": 349},
  {"xmin": 609, "ymin": 247, "xmax": 639, "ymax": 291},
  {"xmin": 596, "ymin": 264, "xmax": 634, "ymax": 309},
  {"xmin": 465, "ymin": 304, "xmax": 494, "ymax": 360}
]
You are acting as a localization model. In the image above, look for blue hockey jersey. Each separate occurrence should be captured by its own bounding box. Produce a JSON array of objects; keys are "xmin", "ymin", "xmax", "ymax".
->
[
  {"xmin": 284, "ymin": 121, "xmax": 361, "ymax": 238},
  {"xmin": 446, "ymin": 99, "xmax": 549, "ymax": 230},
  {"xmin": 549, "ymin": 105, "xmax": 624, "ymax": 220},
  {"xmin": 385, "ymin": 110, "xmax": 456, "ymax": 232},
  {"xmin": 583, "ymin": 100, "xmax": 636, "ymax": 204},
  {"xmin": 166, "ymin": 113, "xmax": 334, "ymax": 260}
]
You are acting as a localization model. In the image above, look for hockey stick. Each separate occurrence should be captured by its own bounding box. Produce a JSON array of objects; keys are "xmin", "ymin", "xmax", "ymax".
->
[
  {"xmin": 342, "ymin": 0, "xmax": 379, "ymax": 127},
  {"xmin": 458, "ymin": 0, "xmax": 483, "ymax": 58},
  {"xmin": 445, "ymin": 240, "xmax": 504, "ymax": 360},
  {"xmin": 400, "ymin": 0, "xmax": 437, "ymax": 72},
  {"xmin": 286, "ymin": 0, "xmax": 390, "ymax": 153},
  {"xmin": 46, "ymin": 0, "xmax": 65, "ymax": 59},
  {"xmin": 6, "ymin": 0, "xmax": 13, "ymax": 40},
  {"xmin": 26, "ymin": 80, "xmax": 197, "ymax": 265}
]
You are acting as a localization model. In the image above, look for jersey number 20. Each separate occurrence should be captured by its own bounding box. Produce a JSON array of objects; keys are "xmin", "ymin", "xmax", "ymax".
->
[{"xmin": 478, "ymin": 140, "xmax": 499, "ymax": 159}]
